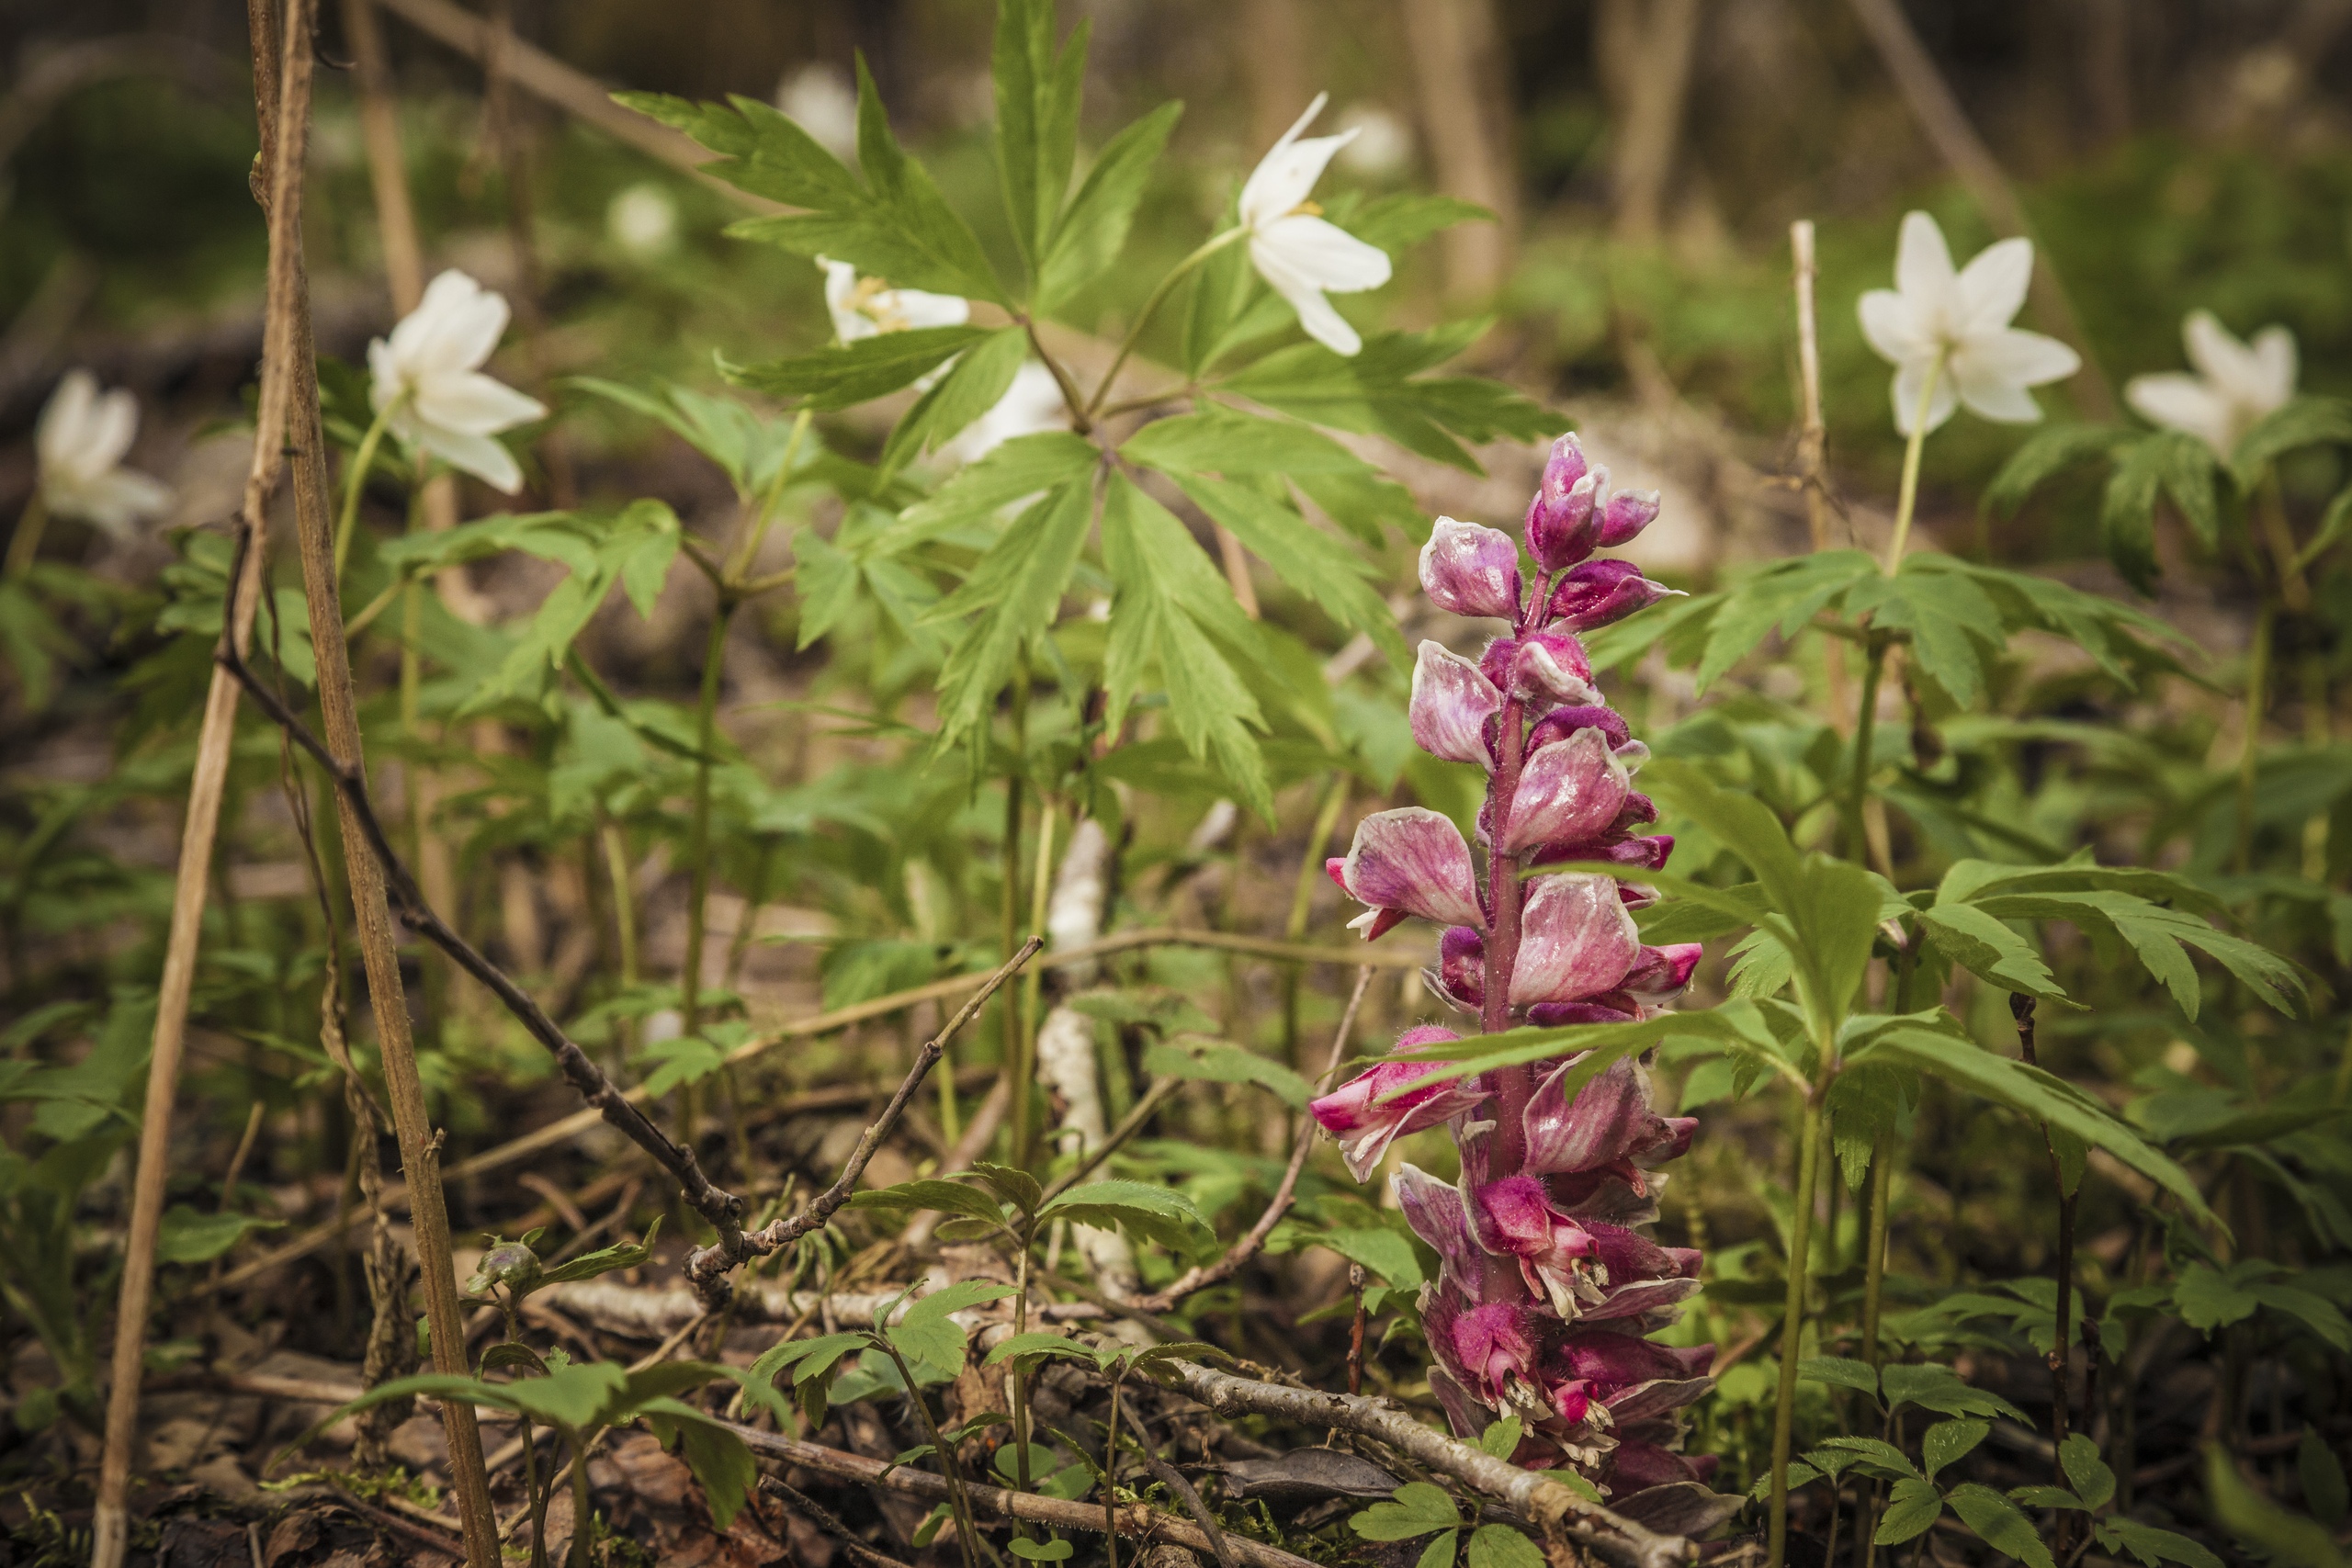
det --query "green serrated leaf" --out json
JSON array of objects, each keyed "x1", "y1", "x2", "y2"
[
  {"x1": 725, "y1": 326, "x2": 991, "y2": 411},
  {"x1": 1036, "y1": 102, "x2": 1182, "y2": 308}
]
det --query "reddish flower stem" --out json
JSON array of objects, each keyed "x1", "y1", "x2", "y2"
[{"x1": 1482, "y1": 569, "x2": 1549, "y2": 1177}]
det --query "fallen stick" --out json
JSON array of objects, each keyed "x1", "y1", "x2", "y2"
[
  {"x1": 1148, "y1": 1353, "x2": 1693, "y2": 1568},
  {"x1": 723, "y1": 1423, "x2": 1325, "y2": 1568},
  {"x1": 1124, "y1": 966, "x2": 1372, "y2": 1314},
  {"x1": 760, "y1": 1477, "x2": 916, "y2": 1568}
]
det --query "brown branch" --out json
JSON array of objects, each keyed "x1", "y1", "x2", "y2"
[
  {"x1": 214, "y1": 525, "x2": 755, "y2": 1267},
  {"x1": 760, "y1": 1478, "x2": 917, "y2": 1568},
  {"x1": 1119, "y1": 1401, "x2": 1238, "y2": 1568},
  {"x1": 1125, "y1": 966, "x2": 1373, "y2": 1314},
  {"x1": 684, "y1": 939, "x2": 1044, "y2": 1297},
  {"x1": 1146, "y1": 1351, "x2": 1692, "y2": 1568},
  {"x1": 722, "y1": 1424, "x2": 1324, "y2": 1568}
]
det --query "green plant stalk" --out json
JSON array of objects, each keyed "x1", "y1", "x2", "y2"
[
  {"x1": 564, "y1": 1428, "x2": 594, "y2": 1568},
  {"x1": 1882, "y1": 354, "x2": 1944, "y2": 574},
  {"x1": 1860, "y1": 1127, "x2": 1894, "y2": 1368},
  {"x1": 1017, "y1": 796, "x2": 1058, "y2": 1100},
  {"x1": 1103, "y1": 1371, "x2": 1125, "y2": 1568},
  {"x1": 599, "y1": 817, "x2": 639, "y2": 1073},
  {"x1": 1281, "y1": 773, "x2": 1351, "y2": 1064},
  {"x1": 726, "y1": 407, "x2": 811, "y2": 583},
  {"x1": 4, "y1": 491, "x2": 48, "y2": 578},
  {"x1": 679, "y1": 601, "x2": 735, "y2": 1140},
  {"x1": 1001, "y1": 671, "x2": 1030, "y2": 1164},
  {"x1": 333, "y1": 401, "x2": 397, "y2": 586},
  {"x1": 2234, "y1": 601, "x2": 2273, "y2": 874},
  {"x1": 876, "y1": 1338, "x2": 983, "y2": 1568},
  {"x1": 1768, "y1": 1093, "x2": 1826, "y2": 1568},
  {"x1": 1011, "y1": 1228, "x2": 1035, "y2": 1527},
  {"x1": 1845, "y1": 637, "x2": 1888, "y2": 863},
  {"x1": 1082, "y1": 227, "x2": 1246, "y2": 421}
]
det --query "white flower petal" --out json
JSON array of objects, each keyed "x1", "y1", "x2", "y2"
[
  {"x1": 390, "y1": 270, "x2": 508, "y2": 377},
  {"x1": 1250, "y1": 231, "x2": 1374, "y2": 355},
  {"x1": 1891, "y1": 356, "x2": 1958, "y2": 436},
  {"x1": 1953, "y1": 236, "x2": 2033, "y2": 334},
  {"x1": 413, "y1": 370, "x2": 548, "y2": 437},
  {"x1": 368, "y1": 337, "x2": 407, "y2": 412},
  {"x1": 1893, "y1": 211, "x2": 1959, "y2": 327},
  {"x1": 1959, "y1": 327, "x2": 2080, "y2": 390},
  {"x1": 2126, "y1": 373, "x2": 2233, "y2": 455},
  {"x1": 79, "y1": 468, "x2": 175, "y2": 535},
  {"x1": 36, "y1": 371, "x2": 101, "y2": 479},
  {"x1": 1858, "y1": 288, "x2": 1931, "y2": 367},
  {"x1": 2248, "y1": 325, "x2": 2298, "y2": 411},
  {"x1": 422, "y1": 425, "x2": 525, "y2": 493},
  {"x1": 1238, "y1": 91, "x2": 1336, "y2": 228},
  {"x1": 1255, "y1": 213, "x2": 1392, "y2": 291},
  {"x1": 1952, "y1": 357, "x2": 2046, "y2": 423},
  {"x1": 75, "y1": 387, "x2": 141, "y2": 478}
]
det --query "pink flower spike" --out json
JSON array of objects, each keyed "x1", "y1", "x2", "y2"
[
  {"x1": 1452, "y1": 1301, "x2": 1544, "y2": 1406},
  {"x1": 1330, "y1": 808, "x2": 1485, "y2": 933},
  {"x1": 1438, "y1": 924, "x2": 1486, "y2": 1010},
  {"x1": 1507, "y1": 873, "x2": 1642, "y2": 1007},
  {"x1": 1556, "y1": 1329, "x2": 1703, "y2": 1391},
  {"x1": 1525, "y1": 434, "x2": 1602, "y2": 571},
  {"x1": 1596, "y1": 487, "x2": 1661, "y2": 547},
  {"x1": 1308, "y1": 1055, "x2": 1487, "y2": 1181},
  {"x1": 1419, "y1": 517, "x2": 1523, "y2": 620},
  {"x1": 1522, "y1": 1054, "x2": 1689, "y2": 1179},
  {"x1": 1501, "y1": 728, "x2": 1633, "y2": 855},
  {"x1": 1546, "y1": 558, "x2": 1679, "y2": 633},
  {"x1": 1410, "y1": 641, "x2": 1503, "y2": 766},
  {"x1": 1622, "y1": 942, "x2": 1703, "y2": 1006},
  {"x1": 1508, "y1": 631, "x2": 1600, "y2": 707},
  {"x1": 1526, "y1": 705, "x2": 1631, "y2": 753}
]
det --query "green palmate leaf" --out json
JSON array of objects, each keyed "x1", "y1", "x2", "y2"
[
  {"x1": 1798, "y1": 1357, "x2": 1881, "y2": 1396},
  {"x1": 1219, "y1": 321, "x2": 1552, "y2": 472},
  {"x1": 1035, "y1": 102, "x2": 1182, "y2": 309},
  {"x1": 1099, "y1": 475, "x2": 1272, "y2": 817},
  {"x1": 2301, "y1": 1430, "x2": 2348, "y2": 1530},
  {"x1": 1478, "y1": 1416, "x2": 1523, "y2": 1461},
  {"x1": 2154, "y1": 429, "x2": 2224, "y2": 548},
  {"x1": 850, "y1": 1179, "x2": 1010, "y2": 1227},
  {"x1": 1293, "y1": 466, "x2": 1427, "y2": 547},
  {"x1": 1381, "y1": 1002, "x2": 1770, "y2": 1088},
  {"x1": 1341, "y1": 193, "x2": 1491, "y2": 254},
  {"x1": 982, "y1": 1331, "x2": 1101, "y2": 1370},
  {"x1": 1121, "y1": 407, "x2": 1368, "y2": 474},
  {"x1": 1985, "y1": 423, "x2": 2131, "y2": 516},
  {"x1": 1317, "y1": 1226, "x2": 1424, "y2": 1289},
  {"x1": 1172, "y1": 474, "x2": 1407, "y2": 665},
  {"x1": 879, "y1": 327, "x2": 1032, "y2": 474},
  {"x1": 1849, "y1": 562, "x2": 2005, "y2": 705},
  {"x1": 1690, "y1": 551, "x2": 1878, "y2": 693},
  {"x1": 1465, "y1": 1525, "x2": 1544, "y2": 1568},
  {"x1": 2100, "y1": 1519, "x2": 2227, "y2": 1568},
  {"x1": 154, "y1": 1205, "x2": 281, "y2": 1265},
  {"x1": 1351, "y1": 1482, "x2": 1461, "y2": 1541},
  {"x1": 453, "y1": 502, "x2": 681, "y2": 710},
  {"x1": 889, "y1": 1281, "x2": 1021, "y2": 1379},
  {"x1": 2233, "y1": 395, "x2": 2352, "y2": 490},
  {"x1": 1848, "y1": 1025, "x2": 2217, "y2": 1229},
  {"x1": 1139, "y1": 1036, "x2": 1312, "y2": 1108},
  {"x1": 641, "y1": 1401, "x2": 761, "y2": 1529},
  {"x1": 992, "y1": 0, "x2": 1087, "y2": 267},
  {"x1": 2101, "y1": 434, "x2": 2188, "y2": 592},
  {"x1": 2297, "y1": 483, "x2": 2352, "y2": 574},
  {"x1": 1922, "y1": 1419, "x2": 1991, "y2": 1481},
  {"x1": 541, "y1": 1218, "x2": 663, "y2": 1286},
  {"x1": 1917, "y1": 902, "x2": 2066, "y2": 1001},
  {"x1": 1040, "y1": 1178, "x2": 1212, "y2": 1251},
  {"x1": 1946, "y1": 1483, "x2": 2056, "y2": 1568},
  {"x1": 930, "y1": 477, "x2": 1097, "y2": 752},
  {"x1": 2204, "y1": 1444, "x2": 2344, "y2": 1568},
  {"x1": 884, "y1": 429, "x2": 1100, "y2": 552},
  {"x1": 1815, "y1": 1437, "x2": 1923, "y2": 1482},
  {"x1": 2061, "y1": 1433, "x2": 2116, "y2": 1509},
  {"x1": 1965, "y1": 888, "x2": 2301, "y2": 1021},
  {"x1": 726, "y1": 326, "x2": 991, "y2": 411},
  {"x1": 567, "y1": 377, "x2": 808, "y2": 496},
  {"x1": 1874, "y1": 1478, "x2": 1944, "y2": 1545},
  {"x1": 1926, "y1": 556, "x2": 2187, "y2": 685}
]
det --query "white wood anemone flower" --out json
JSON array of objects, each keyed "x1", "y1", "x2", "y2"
[
  {"x1": 1858, "y1": 210, "x2": 2079, "y2": 435},
  {"x1": 939, "y1": 360, "x2": 1069, "y2": 467},
  {"x1": 35, "y1": 370, "x2": 170, "y2": 536},
  {"x1": 368, "y1": 270, "x2": 547, "y2": 493},
  {"x1": 1238, "y1": 92, "x2": 1393, "y2": 356},
  {"x1": 2125, "y1": 310, "x2": 2298, "y2": 458},
  {"x1": 819, "y1": 256, "x2": 970, "y2": 343}
]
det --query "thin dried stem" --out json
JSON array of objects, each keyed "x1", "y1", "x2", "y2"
[{"x1": 1125, "y1": 965, "x2": 1372, "y2": 1314}]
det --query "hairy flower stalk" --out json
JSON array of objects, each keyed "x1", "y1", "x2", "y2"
[{"x1": 1312, "y1": 435, "x2": 1716, "y2": 1508}]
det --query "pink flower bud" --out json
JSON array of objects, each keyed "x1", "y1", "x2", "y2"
[
  {"x1": 1437, "y1": 924, "x2": 1487, "y2": 1010},
  {"x1": 1522, "y1": 1055, "x2": 1693, "y2": 1187},
  {"x1": 1510, "y1": 631, "x2": 1599, "y2": 707},
  {"x1": 1596, "y1": 487, "x2": 1661, "y2": 547},
  {"x1": 1419, "y1": 517, "x2": 1522, "y2": 620},
  {"x1": 1524, "y1": 434, "x2": 1602, "y2": 572},
  {"x1": 1525, "y1": 996, "x2": 1641, "y2": 1027},
  {"x1": 1621, "y1": 942, "x2": 1702, "y2": 1006},
  {"x1": 1410, "y1": 640, "x2": 1502, "y2": 766},
  {"x1": 1507, "y1": 873, "x2": 1642, "y2": 1008},
  {"x1": 1526, "y1": 705, "x2": 1631, "y2": 753},
  {"x1": 1545, "y1": 558, "x2": 1679, "y2": 632},
  {"x1": 1329, "y1": 807, "x2": 1485, "y2": 935},
  {"x1": 1500, "y1": 728, "x2": 1632, "y2": 855},
  {"x1": 1309, "y1": 1049, "x2": 1487, "y2": 1181}
]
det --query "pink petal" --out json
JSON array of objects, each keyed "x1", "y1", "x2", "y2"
[
  {"x1": 1522, "y1": 1055, "x2": 1662, "y2": 1177},
  {"x1": 1419, "y1": 517, "x2": 1523, "y2": 619},
  {"x1": 1332, "y1": 807, "x2": 1484, "y2": 931},
  {"x1": 1507, "y1": 873, "x2": 1641, "y2": 1006},
  {"x1": 1524, "y1": 435, "x2": 1601, "y2": 571},
  {"x1": 1500, "y1": 728, "x2": 1632, "y2": 855},
  {"x1": 1410, "y1": 641, "x2": 1503, "y2": 766},
  {"x1": 1545, "y1": 558, "x2": 1678, "y2": 633},
  {"x1": 1596, "y1": 487, "x2": 1661, "y2": 547},
  {"x1": 1507, "y1": 630, "x2": 1599, "y2": 707},
  {"x1": 1396, "y1": 1163, "x2": 1481, "y2": 1279}
]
